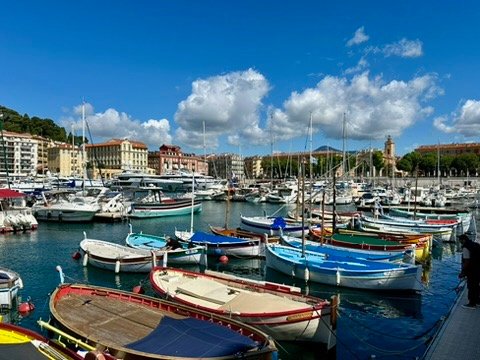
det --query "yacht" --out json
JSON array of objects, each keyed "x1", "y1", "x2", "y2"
[{"x1": 108, "y1": 171, "x2": 184, "y2": 192}]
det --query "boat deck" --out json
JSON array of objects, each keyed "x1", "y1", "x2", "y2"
[
  {"x1": 422, "y1": 283, "x2": 480, "y2": 359},
  {"x1": 54, "y1": 293, "x2": 180, "y2": 347}
]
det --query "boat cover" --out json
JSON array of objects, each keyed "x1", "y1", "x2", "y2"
[
  {"x1": 0, "y1": 343, "x2": 50, "y2": 360},
  {"x1": 190, "y1": 231, "x2": 256, "y2": 244},
  {"x1": 126, "y1": 316, "x2": 258, "y2": 357}
]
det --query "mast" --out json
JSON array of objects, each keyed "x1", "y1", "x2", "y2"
[
  {"x1": 203, "y1": 121, "x2": 207, "y2": 175},
  {"x1": 342, "y1": 112, "x2": 346, "y2": 177},
  {"x1": 437, "y1": 141, "x2": 440, "y2": 185},
  {"x1": 81, "y1": 102, "x2": 86, "y2": 193}
]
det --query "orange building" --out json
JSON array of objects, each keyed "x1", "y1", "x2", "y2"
[
  {"x1": 148, "y1": 144, "x2": 208, "y2": 175},
  {"x1": 415, "y1": 142, "x2": 480, "y2": 156}
]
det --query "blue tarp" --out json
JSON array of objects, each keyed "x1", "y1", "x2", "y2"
[
  {"x1": 190, "y1": 231, "x2": 253, "y2": 245},
  {"x1": 126, "y1": 316, "x2": 258, "y2": 357}
]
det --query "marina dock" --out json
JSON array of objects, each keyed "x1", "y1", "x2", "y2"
[{"x1": 422, "y1": 282, "x2": 480, "y2": 360}]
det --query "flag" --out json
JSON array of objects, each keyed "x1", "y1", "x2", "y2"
[{"x1": 310, "y1": 156, "x2": 318, "y2": 165}]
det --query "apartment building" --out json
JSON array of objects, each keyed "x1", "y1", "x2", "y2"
[
  {"x1": 47, "y1": 143, "x2": 84, "y2": 177},
  {"x1": 148, "y1": 144, "x2": 208, "y2": 175},
  {"x1": 0, "y1": 130, "x2": 38, "y2": 180},
  {"x1": 244, "y1": 156, "x2": 263, "y2": 179},
  {"x1": 208, "y1": 153, "x2": 244, "y2": 181}
]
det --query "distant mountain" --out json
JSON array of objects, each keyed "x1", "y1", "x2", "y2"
[{"x1": 314, "y1": 145, "x2": 341, "y2": 152}]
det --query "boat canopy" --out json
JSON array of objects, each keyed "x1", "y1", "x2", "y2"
[
  {"x1": 126, "y1": 316, "x2": 259, "y2": 357},
  {"x1": 0, "y1": 189, "x2": 25, "y2": 199}
]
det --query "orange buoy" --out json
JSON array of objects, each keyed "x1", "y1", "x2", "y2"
[
  {"x1": 72, "y1": 251, "x2": 81, "y2": 260},
  {"x1": 219, "y1": 255, "x2": 229, "y2": 264},
  {"x1": 132, "y1": 285, "x2": 144, "y2": 294}
]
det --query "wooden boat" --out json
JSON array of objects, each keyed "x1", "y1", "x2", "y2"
[
  {"x1": 179, "y1": 231, "x2": 262, "y2": 257},
  {"x1": 387, "y1": 207, "x2": 472, "y2": 232},
  {"x1": 360, "y1": 214, "x2": 454, "y2": 242},
  {"x1": 49, "y1": 283, "x2": 277, "y2": 360},
  {"x1": 80, "y1": 237, "x2": 160, "y2": 273},
  {"x1": 128, "y1": 187, "x2": 202, "y2": 218},
  {"x1": 150, "y1": 267, "x2": 337, "y2": 349},
  {"x1": 125, "y1": 226, "x2": 207, "y2": 265},
  {"x1": 328, "y1": 233, "x2": 430, "y2": 262},
  {"x1": 0, "y1": 267, "x2": 23, "y2": 309},
  {"x1": 240, "y1": 215, "x2": 318, "y2": 237},
  {"x1": 279, "y1": 234, "x2": 411, "y2": 263},
  {"x1": 0, "y1": 321, "x2": 85, "y2": 360},
  {"x1": 265, "y1": 244, "x2": 423, "y2": 291}
]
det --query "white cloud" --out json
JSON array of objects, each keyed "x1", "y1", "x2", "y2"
[
  {"x1": 383, "y1": 38, "x2": 423, "y2": 58},
  {"x1": 174, "y1": 68, "x2": 270, "y2": 150},
  {"x1": 269, "y1": 72, "x2": 441, "y2": 141},
  {"x1": 344, "y1": 57, "x2": 369, "y2": 75},
  {"x1": 60, "y1": 103, "x2": 172, "y2": 149},
  {"x1": 433, "y1": 99, "x2": 480, "y2": 136},
  {"x1": 347, "y1": 27, "x2": 369, "y2": 47}
]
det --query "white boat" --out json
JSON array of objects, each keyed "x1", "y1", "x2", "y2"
[
  {"x1": 80, "y1": 237, "x2": 160, "y2": 273},
  {"x1": 128, "y1": 187, "x2": 202, "y2": 218},
  {"x1": 0, "y1": 267, "x2": 23, "y2": 309},
  {"x1": 0, "y1": 188, "x2": 39, "y2": 232},
  {"x1": 150, "y1": 267, "x2": 337, "y2": 349},
  {"x1": 108, "y1": 170, "x2": 184, "y2": 192},
  {"x1": 32, "y1": 189, "x2": 101, "y2": 222}
]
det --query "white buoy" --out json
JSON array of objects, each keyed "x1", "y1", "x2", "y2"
[
  {"x1": 162, "y1": 251, "x2": 168, "y2": 267},
  {"x1": 82, "y1": 252, "x2": 89, "y2": 267},
  {"x1": 56, "y1": 265, "x2": 64, "y2": 284},
  {"x1": 115, "y1": 260, "x2": 121, "y2": 273},
  {"x1": 304, "y1": 266, "x2": 310, "y2": 283},
  {"x1": 151, "y1": 251, "x2": 157, "y2": 268},
  {"x1": 336, "y1": 269, "x2": 341, "y2": 285}
]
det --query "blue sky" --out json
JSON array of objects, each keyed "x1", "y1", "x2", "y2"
[{"x1": 1, "y1": 1, "x2": 479, "y2": 157}]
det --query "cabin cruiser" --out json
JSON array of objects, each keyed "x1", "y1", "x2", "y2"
[{"x1": 108, "y1": 171, "x2": 184, "y2": 192}]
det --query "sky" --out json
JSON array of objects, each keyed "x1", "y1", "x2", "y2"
[{"x1": 1, "y1": 1, "x2": 480, "y2": 157}]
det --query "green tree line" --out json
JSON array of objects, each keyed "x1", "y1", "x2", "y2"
[{"x1": 0, "y1": 105, "x2": 85, "y2": 145}]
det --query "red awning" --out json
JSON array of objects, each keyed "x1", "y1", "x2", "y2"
[{"x1": 0, "y1": 189, "x2": 26, "y2": 199}]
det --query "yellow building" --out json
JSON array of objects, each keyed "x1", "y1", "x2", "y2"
[
  {"x1": 86, "y1": 138, "x2": 151, "y2": 179},
  {"x1": 47, "y1": 143, "x2": 84, "y2": 177}
]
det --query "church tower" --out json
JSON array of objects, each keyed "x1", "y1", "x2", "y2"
[{"x1": 384, "y1": 135, "x2": 396, "y2": 175}]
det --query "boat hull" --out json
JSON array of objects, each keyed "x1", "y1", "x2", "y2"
[
  {"x1": 129, "y1": 201, "x2": 202, "y2": 218},
  {"x1": 0, "y1": 268, "x2": 23, "y2": 309},
  {"x1": 33, "y1": 207, "x2": 97, "y2": 222}
]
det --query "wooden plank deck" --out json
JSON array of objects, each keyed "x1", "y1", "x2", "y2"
[{"x1": 55, "y1": 293, "x2": 183, "y2": 347}]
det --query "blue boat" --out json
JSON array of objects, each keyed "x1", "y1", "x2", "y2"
[
  {"x1": 265, "y1": 244, "x2": 422, "y2": 291},
  {"x1": 125, "y1": 225, "x2": 207, "y2": 265}
]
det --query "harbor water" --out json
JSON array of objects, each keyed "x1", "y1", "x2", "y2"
[{"x1": 0, "y1": 200, "x2": 477, "y2": 359}]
